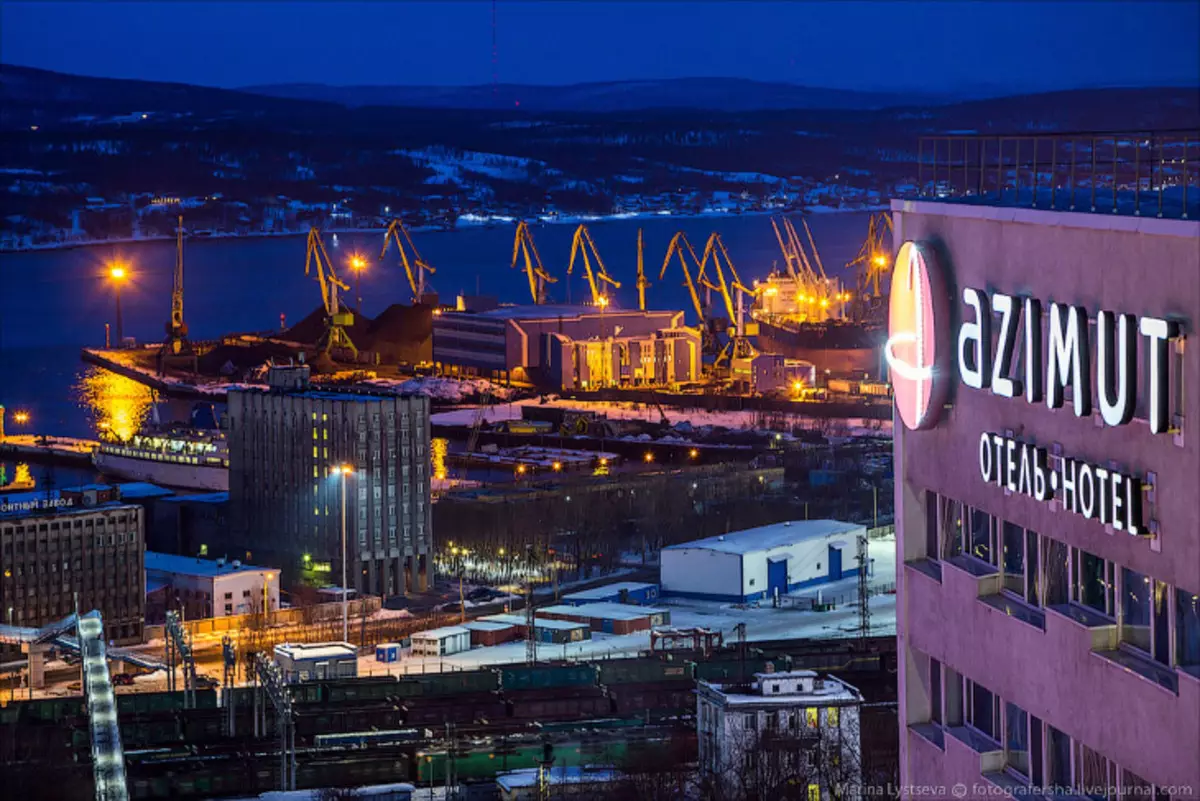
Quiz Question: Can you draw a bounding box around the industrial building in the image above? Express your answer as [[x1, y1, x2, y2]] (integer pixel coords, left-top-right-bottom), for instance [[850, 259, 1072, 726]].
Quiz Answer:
[[560, 581, 660, 606], [892, 144, 1200, 797], [535, 603, 670, 635], [542, 326, 701, 391], [477, 613, 593, 644], [149, 491, 229, 558], [227, 365, 432, 597], [273, 642, 358, 683], [741, 352, 816, 395], [462, 619, 520, 647], [697, 669, 863, 799], [660, 519, 868, 603], [410, 625, 471, 657], [0, 484, 145, 645], [144, 551, 279, 623], [432, 303, 687, 386]]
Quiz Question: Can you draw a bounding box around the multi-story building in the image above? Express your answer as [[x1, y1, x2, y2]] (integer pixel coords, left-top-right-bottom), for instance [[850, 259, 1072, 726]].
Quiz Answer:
[[697, 668, 864, 800], [227, 365, 432, 597], [0, 484, 145, 644], [892, 133, 1200, 797], [143, 551, 279, 623], [542, 325, 702, 390]]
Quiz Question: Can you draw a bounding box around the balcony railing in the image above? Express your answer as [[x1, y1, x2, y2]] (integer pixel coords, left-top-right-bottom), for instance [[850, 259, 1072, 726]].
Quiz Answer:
[[913, 130, 1200, 220]]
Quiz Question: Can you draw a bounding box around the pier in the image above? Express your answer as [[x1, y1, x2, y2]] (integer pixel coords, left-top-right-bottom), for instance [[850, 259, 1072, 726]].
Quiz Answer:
[[0, 435, 97, 468]]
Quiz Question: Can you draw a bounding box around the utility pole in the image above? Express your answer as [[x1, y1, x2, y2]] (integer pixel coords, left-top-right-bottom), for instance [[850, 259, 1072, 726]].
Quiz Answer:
[[857, 534, 871, 642], [222, 636, 236, 737]]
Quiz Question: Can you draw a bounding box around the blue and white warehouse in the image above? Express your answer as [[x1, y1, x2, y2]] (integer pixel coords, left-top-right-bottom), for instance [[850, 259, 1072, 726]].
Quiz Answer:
[[660, 519, 869, 602]]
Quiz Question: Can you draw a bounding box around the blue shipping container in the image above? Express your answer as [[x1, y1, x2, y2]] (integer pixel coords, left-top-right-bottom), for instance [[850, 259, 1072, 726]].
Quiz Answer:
[[375, 643, 400, 663]]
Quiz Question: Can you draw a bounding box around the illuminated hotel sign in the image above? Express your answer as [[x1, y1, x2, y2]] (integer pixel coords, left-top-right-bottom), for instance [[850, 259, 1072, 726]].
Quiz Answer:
[[887, 239, 1183, 534]]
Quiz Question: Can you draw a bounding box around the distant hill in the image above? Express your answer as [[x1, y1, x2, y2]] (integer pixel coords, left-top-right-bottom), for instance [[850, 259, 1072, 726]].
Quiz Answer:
[[237, 77, 936, 112]]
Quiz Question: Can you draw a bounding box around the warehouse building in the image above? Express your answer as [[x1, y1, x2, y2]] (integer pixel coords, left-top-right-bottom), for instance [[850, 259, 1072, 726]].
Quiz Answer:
[[410, 625, 472, 657], [274, 642, 357, 683], [661, 519, 868, 603], [432, 303, 686, 385], [536, 602, 671, 635], [144, 551, 279, 623], [462, 619, 520, 647], [560, 581, 660, 606], [477, 613, 593, 644]]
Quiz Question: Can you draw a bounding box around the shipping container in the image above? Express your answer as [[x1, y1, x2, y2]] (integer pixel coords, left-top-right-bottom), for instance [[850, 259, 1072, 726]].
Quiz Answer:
[[402, 692, 507, 726], [498, 664, 597, 691]]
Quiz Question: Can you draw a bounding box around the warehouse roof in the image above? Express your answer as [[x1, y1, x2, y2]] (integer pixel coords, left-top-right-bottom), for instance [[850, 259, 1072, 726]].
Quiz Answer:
[[539, 602, 667, 621], [158, 491, 228, 505], [462, 621, 515, 632], [274, 642, 356, 660], [411, 625, 471, 640], [480, 613, 590, 630], [145, 551, 275, 578], [561, 581, 658, 602], [476, 304, 676, 322], [497, 766, 622, 790], [663, 519, 864, 555]]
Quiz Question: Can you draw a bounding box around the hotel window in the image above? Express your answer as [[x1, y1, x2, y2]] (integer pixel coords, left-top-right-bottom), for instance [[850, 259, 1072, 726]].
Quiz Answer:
[[966, 679, 999, 741], [1177, 588, 1200, 673], [1001, 521, 1026, 597], [1047, 725, 1072, 789], [1042, 537, 1070, 606], [1077, 743, 1114, 800], [968, 507, 994, 565], [1004, 701, 1030, 778], [929, 659, 942, 724], [1074, 549, 1114, 617]]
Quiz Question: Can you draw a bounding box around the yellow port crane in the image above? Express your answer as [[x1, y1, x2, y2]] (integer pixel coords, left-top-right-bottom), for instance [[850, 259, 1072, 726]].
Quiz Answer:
[[847, 211, 895, 323], [511, 221, 556, 304], [305, 227, 357, 356], [567, 224, 621, 306], [659, 231, 707, 326], [768, 216, 850, 321], [697, 232, 754, 334], [380, 218, 436, 303], [636, 228, 650, 311], [157, 214, 195, 373]]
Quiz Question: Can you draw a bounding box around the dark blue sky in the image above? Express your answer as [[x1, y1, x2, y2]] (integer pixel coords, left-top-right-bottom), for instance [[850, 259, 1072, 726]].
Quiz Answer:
[[2, 1, 1197, 93]]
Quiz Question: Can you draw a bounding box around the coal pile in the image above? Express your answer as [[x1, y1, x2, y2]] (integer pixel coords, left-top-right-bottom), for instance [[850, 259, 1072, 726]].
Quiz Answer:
[[285, 303, 433, 364], [195, 339, 303, 381]]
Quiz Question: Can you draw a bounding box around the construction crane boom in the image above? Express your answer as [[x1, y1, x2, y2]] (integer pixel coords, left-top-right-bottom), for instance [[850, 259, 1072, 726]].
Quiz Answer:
[[659, 232, 706, 325], [511, 221, 556, 304], [380, 219, 436, 302], [171, 215, 185, 336], [697, 233, 753, 330], [567, 224, 621, 306], [636, 228, 649, 311], [304, 228, 357, 356]]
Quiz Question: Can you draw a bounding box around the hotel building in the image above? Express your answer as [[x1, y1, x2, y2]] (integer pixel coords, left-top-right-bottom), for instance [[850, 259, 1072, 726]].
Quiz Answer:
[[893, 133, 1199, 798]]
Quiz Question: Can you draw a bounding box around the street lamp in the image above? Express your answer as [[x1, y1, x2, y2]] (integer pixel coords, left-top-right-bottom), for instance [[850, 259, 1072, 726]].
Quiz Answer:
[[108, 263, 128, 346], [333, 464, 354, 642], [12, 411, 29, 426], [348, 254, 367, 311]]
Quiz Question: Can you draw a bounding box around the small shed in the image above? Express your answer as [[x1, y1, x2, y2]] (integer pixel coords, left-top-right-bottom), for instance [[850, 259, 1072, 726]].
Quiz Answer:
[[532, 618, 591, 644], [537, 602, 671, 635], [560, 581, 661, 606], [463, 620, 520, 647], [411, 626, 472, 657], [375, 643, 401, 663], [273, 642, 358, 683]]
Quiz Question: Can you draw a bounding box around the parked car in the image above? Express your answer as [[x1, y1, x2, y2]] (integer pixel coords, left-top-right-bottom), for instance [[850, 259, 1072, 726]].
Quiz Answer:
[[196, 675, 220, 690], [112, 674, 135, 687]]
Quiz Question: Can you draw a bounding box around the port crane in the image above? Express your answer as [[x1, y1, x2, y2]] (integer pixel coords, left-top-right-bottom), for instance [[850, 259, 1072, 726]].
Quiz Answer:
[[660, 231, 718, 355], [847, 211, 895, 323], [511, 221, 556, 304], [566, 224, 621, 306], [304, 227, 357, 357], [768, 216, 850, 322], [157, 215, 195, 373], [697, 233, 759, 370], [636, 228, 650, 311], [380, 218, 436, 303]]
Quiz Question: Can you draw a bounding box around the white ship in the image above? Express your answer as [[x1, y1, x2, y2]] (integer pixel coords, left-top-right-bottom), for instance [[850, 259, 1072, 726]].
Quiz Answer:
[[92, 425, 229, 491]]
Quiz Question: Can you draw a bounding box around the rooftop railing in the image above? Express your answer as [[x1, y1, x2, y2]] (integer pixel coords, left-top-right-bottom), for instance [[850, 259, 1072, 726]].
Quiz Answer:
[[913, 130, 1199, 220]]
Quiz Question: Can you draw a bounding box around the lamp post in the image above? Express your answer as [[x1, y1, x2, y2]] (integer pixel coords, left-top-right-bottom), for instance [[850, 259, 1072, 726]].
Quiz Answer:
[[335, 464, 353, 642], [597, 295, 609, 386], [108, 264, 127, 346]]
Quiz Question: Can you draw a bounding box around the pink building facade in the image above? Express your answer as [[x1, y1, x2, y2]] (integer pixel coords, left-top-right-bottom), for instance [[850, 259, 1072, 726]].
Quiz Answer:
[[893, 199, 1200, 799]]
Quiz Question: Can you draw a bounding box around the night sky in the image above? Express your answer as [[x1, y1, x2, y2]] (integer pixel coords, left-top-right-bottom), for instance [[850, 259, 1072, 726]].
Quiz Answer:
[[2, 0, 1198, 94]]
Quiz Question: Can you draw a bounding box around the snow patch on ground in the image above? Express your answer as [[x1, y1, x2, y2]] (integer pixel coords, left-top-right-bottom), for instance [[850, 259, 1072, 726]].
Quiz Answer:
[[363, 376, 517, 403]]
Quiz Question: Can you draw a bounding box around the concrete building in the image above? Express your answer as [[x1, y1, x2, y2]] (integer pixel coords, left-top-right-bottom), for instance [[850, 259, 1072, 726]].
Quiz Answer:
[[892, 178, 1200, 794], [560, 581, 660, 606], [149, 491, 229, 558], [274, 641, 358, 683], [743, 352, 816, 395], [432, 304, 686, 385], [697, 669, 863, 800], [661, 520, 868, 603], [0, 484, 145, 645], [410, 625, 471, 656], [496, 766, 623, 801], [227, 365, 432, 597], [143, 551, 279, 623]]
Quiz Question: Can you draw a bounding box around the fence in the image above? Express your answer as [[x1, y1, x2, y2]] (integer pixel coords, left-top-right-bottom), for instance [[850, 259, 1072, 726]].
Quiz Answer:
[[142, 596, 381, 642], [914, 130, 1199, 219]]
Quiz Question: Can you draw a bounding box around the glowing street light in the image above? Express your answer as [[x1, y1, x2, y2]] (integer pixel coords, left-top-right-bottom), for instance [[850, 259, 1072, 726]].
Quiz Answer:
[[792, 380, 805, 394], [596, 295, 609, 309], [643, 451, 654, 463], [332, 463, 354, 640], [348, 253, 367, 311], [688, 448, 699, 459], [551, 461, 562, 472], [12, 411, 30, 426], [107, 262, 128, 346]]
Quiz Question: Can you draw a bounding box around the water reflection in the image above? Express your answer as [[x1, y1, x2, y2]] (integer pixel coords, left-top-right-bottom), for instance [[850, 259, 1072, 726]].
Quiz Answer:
[[431, 437, 448, 481], [76, 367, 153, 442], [0, 463, 35, 491]]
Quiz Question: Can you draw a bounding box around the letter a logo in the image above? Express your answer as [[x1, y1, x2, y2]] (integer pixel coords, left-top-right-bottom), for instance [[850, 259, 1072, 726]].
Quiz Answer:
[[887, 241, 951, 430]]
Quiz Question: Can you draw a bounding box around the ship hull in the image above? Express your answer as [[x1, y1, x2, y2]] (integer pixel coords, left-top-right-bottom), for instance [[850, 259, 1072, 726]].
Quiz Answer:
[[755, 320, 885, 377], [92, 452, 228, 491]]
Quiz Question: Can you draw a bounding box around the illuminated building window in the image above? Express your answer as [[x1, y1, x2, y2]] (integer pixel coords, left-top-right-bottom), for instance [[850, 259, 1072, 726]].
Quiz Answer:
[[312, 428, 317, 440], [826, 707, 839, 727], [312, 447, 318, 458], [804, 707, 818, 728]]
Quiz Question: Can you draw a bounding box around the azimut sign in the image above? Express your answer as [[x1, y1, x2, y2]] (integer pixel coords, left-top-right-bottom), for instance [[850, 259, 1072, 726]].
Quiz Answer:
[[887, 239, 1184, 534], [887, 239, 1181, 434]]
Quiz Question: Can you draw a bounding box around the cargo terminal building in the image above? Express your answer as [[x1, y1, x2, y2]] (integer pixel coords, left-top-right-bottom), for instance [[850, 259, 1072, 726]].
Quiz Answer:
[[891, 138, 1199, 796]]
